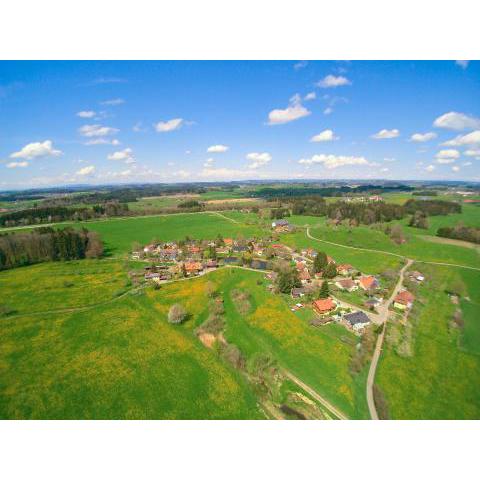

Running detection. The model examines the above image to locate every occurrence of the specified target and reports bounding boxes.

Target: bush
[373,384,390,420]
[168,303,187,324]
[231,289,252,315]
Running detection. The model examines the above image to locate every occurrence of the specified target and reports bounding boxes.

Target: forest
[0,227,103,270]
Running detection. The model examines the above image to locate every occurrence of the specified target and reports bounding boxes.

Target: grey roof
[251,259,267,269]
[344,311,370,326]
[274,219,290,226]
[223,257,239,264]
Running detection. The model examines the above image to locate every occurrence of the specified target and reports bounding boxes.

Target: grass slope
[376,264,480,419]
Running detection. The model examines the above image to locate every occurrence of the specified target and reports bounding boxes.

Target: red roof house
[313,298,336,314]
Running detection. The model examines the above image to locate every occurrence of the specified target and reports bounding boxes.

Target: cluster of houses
[134,233,419,334]
[271,219,295,233]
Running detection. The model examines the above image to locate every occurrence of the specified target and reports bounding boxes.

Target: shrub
[373,384,390,420]
[168,304,188,324]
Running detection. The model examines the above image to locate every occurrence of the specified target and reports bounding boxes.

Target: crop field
[376,264,480,419]
[0,261,263,419]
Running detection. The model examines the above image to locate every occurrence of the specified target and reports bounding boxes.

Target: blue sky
[1,60,479,189]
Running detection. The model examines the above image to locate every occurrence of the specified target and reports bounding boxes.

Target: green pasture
[376,264,480,419]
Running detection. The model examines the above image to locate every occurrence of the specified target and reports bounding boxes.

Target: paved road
[282,369,348,420]
[366,259,413,420]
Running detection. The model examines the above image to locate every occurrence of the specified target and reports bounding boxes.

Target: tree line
[437,224,480,244]
[0,201,129,227]
[0,227,103,270]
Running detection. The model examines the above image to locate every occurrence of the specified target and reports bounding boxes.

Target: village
[131,218,420,335]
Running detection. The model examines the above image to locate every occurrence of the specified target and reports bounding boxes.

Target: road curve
[306,227,480,272]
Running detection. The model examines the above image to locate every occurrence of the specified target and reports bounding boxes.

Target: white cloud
[455,60,470,69]
[77,110,96,118]
[435,149,460,162]
[154,118,183,132]
[203,158,214,167]
[304,92,316,101]
[76,165,95,176]
[85,138,120,146]
[207,144,229,153]
[172,169,190,178]
[246,152,272,169]
[6,161,29,168]
[317,75,351,88]
[371,129,400,139]
[10,140,62,160]
[310,129,338,143]
[293,61,308,70]
[167,162,175,167]
[380,167,389,173]
[410,132,437,142]
[433,112,480,131]
[425,165,435,172]
[442,130,480,147]
[323,107,333,115]
[107,148,135,164]
[267,95,311,125]
[383,157,396,162]
[464,149,480,159]
[79,124,119,137]
[463,161,473,166]
[100,98,124,106]
[452,165,460,172]
[298,154,372,169]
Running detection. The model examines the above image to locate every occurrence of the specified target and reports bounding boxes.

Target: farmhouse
[358,275,379,291]
[335,278,358,292]
[271,219,291,232]
[409,271,425,282]
[301,248,317,258]
[337,263,354,276]
[224,238,234,246]
[394,290,415,310]
[313,298,336,315]
[291,287,306,298]
[184,261,203,274]
[343,311,371,331]
[299,269,311,284]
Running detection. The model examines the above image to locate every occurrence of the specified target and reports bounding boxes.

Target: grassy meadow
[376,264,480,419]
[0,260,263,419]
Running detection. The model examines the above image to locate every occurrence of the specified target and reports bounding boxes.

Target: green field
[0,260,263,419]
[376,264,480,419]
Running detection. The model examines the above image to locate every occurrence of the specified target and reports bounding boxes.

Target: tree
[389,224,405,245]
[181,263,187,278]
[276,267,300,294]
[168,304,187,324]
[313,251,328,274]
[323,262,337,279]
[409,210,429,229]
[318,281,329,298]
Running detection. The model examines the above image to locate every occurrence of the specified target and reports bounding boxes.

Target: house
[409,271,425,282]
[271,219,290,229]
[327,255,335,264]
[337,263,354,276]
[204,260,218,269]
[223,257,239,265]
[251,259,268,270]
[369,195,383,202]
[224,238,234,246]
[296,261,306,271]
[143,244,157,253]
[335,278,358,292]
[310,317,334,327]
[291,287,306,298]
[144,272,161,280]
[301,248,317,258]
[394,290,415,310]
[344,311,370,331]
[313,298,336,315]
[232,245,248,253]
[252,244,264,256]
[188,245,201,254]
[364,297,382,309]
[215,246,230,255]
[184,261,203,274]
[358,275,379,291]
[299,269,311,284]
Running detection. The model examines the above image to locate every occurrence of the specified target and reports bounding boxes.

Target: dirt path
[282,369,348,420]
[366,259,413,420]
